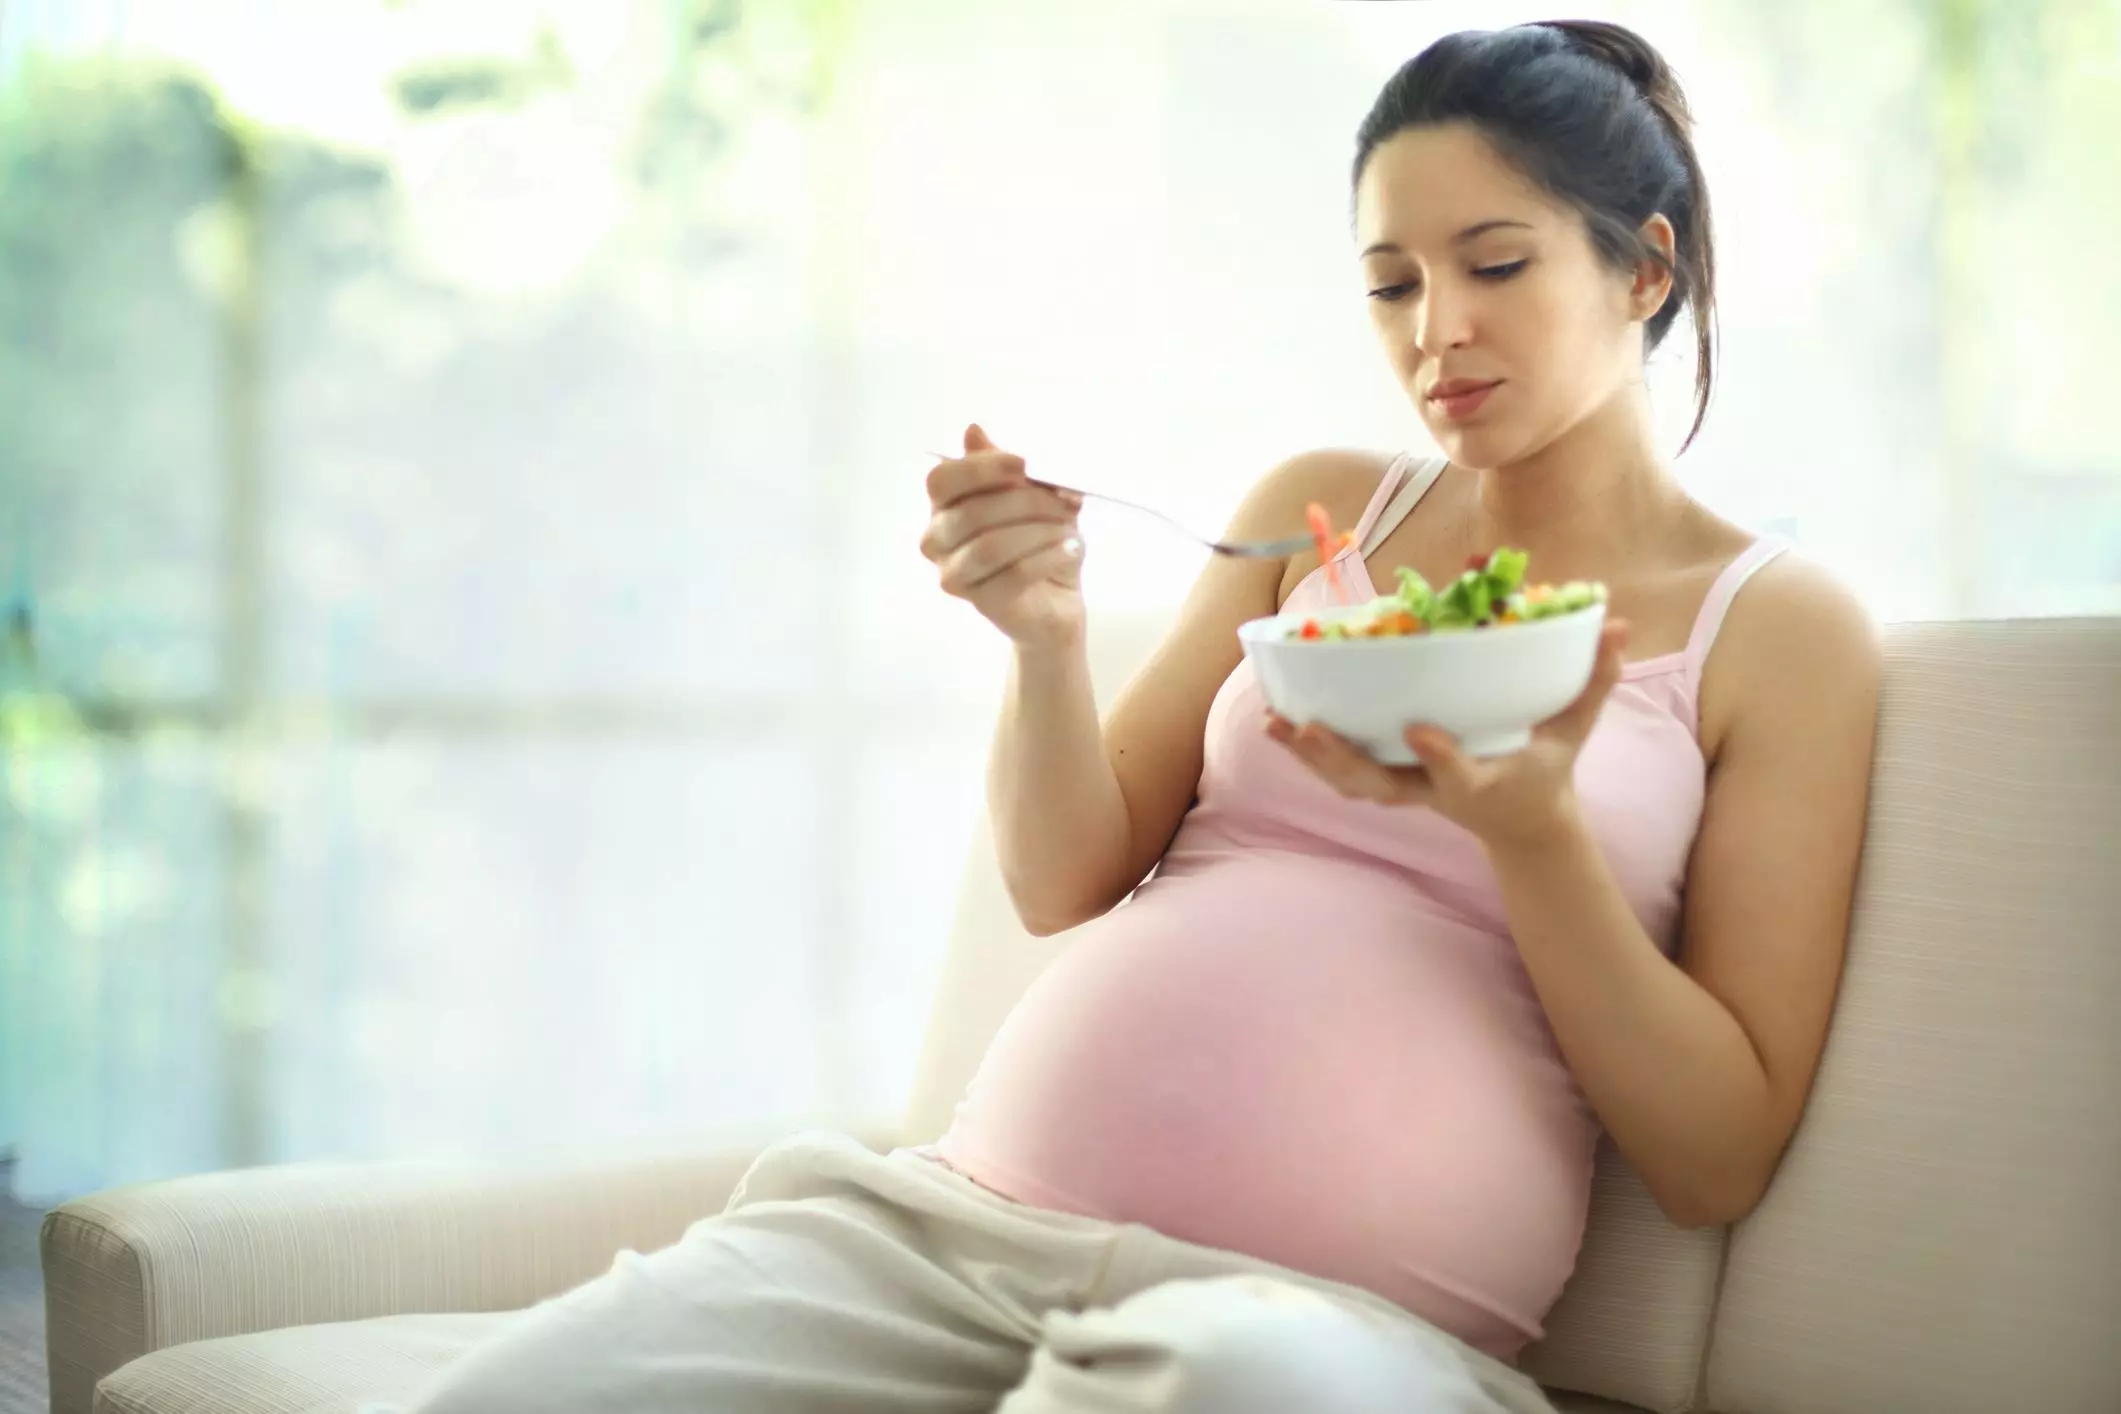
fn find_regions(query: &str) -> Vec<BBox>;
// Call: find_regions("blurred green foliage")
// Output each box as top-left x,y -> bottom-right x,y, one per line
0,62 -> 238,697
0,0 -> 855,699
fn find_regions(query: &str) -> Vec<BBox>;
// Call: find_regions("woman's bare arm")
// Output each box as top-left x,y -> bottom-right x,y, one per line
1489,559 -> 1879,1224
991,451 -> 1381,935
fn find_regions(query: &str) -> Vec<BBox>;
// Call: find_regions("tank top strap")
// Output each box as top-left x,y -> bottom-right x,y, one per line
1683,533 -> 1793,682
1356,454 -> 1449,555
1342,452 -> 1412,552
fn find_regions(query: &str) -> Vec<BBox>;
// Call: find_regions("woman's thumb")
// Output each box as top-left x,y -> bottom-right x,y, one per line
964,423 -> 995,454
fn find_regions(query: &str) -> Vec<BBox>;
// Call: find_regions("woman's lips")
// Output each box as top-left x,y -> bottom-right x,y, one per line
1428,380 -> 1501,422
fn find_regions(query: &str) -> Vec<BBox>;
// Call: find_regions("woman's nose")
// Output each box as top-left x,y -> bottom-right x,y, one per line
1413,286 -> 1473,355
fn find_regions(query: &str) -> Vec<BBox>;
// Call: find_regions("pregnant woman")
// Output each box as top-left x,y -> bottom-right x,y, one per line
394,19 -> 1878,1414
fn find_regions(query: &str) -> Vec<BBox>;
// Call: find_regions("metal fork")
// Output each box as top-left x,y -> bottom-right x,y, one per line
924,451 -> 1315,559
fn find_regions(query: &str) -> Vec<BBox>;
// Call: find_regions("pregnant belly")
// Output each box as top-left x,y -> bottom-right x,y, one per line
937,851 -> 1597,1351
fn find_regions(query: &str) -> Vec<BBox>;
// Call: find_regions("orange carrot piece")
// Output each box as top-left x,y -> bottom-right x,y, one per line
1306,503 -> 1357,604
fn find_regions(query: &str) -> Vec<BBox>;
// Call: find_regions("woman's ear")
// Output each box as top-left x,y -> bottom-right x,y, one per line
1631,213 -> 1678,323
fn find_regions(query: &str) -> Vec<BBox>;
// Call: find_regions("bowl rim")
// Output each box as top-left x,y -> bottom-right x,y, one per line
1237,598 -> 1606,648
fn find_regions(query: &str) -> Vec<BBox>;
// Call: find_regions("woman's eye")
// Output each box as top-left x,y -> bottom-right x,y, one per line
1473,260 -> 1529,281
1366,283 -> 1417,302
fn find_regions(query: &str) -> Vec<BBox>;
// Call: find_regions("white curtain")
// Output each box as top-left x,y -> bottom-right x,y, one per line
3,0 -> 2116,1202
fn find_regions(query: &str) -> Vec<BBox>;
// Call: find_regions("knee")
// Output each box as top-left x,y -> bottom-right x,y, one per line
1106,1277 -> 1495,1414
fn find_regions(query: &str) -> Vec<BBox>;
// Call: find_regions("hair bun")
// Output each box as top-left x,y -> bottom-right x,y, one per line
1538,19 -> 1692,129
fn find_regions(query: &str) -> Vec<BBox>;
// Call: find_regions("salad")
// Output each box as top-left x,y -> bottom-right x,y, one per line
1288,546 -> 1606,641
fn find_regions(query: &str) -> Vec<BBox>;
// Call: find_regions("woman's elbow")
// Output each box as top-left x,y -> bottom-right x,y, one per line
1004,881 -> 1112,938
1657,1194 -> 1738,1231
1000,856 -> 1134,938
1017,906 -> 1084,939
1653,1166 -> 1773,1230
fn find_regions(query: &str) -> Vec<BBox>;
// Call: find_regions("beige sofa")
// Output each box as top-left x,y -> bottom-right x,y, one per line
42,618 -> 2121,1414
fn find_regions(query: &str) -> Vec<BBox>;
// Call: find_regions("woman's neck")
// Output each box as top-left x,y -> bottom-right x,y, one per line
1466,388 -> 1684,560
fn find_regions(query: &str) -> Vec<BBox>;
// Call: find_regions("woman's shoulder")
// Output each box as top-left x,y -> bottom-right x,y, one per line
1723,542 -> 1876,662
1697,533 -> 1881,757
1674,506 -> 1869,646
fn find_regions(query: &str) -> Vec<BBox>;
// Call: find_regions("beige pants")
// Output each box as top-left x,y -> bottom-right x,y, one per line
389,1131 -> 1557,1414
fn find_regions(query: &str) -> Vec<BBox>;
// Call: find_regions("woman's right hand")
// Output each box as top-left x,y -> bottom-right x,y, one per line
922,425 -> 1087,649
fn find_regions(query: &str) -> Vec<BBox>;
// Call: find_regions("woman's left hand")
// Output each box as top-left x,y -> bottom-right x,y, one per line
1265,619 -> 1630,852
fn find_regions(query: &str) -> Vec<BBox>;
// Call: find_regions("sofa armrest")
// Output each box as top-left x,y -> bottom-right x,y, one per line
41,1124 -> 900,1414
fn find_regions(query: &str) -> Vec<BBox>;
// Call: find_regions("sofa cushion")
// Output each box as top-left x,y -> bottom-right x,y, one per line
94,1312 -> 503,1414
42,1139 -> 772,1414
1703,619 -> 2121,1414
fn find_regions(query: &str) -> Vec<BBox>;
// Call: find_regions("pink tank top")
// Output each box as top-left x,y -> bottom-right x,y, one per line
937,455 -> 1789,1357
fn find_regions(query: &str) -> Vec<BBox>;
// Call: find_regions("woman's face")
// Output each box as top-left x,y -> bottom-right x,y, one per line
1353,122 -> 1662,471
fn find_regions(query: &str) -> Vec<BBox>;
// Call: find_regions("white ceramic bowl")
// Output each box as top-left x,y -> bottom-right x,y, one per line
1236,601 -> 1607,763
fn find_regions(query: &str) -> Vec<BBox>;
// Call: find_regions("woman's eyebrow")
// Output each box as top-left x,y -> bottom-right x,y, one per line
1360,219 -> 1535,259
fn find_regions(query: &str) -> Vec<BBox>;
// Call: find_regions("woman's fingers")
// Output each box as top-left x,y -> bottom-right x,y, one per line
921,485 -> 1081,562
939,522 -> 1083,596
1403,726 -> 1476,793
1267,714 -> 1430,805
925,447 -> 1028,509
984,537 -> 1087,595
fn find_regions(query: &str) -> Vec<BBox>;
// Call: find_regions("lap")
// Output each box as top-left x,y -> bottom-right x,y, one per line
372,1133 -> 1553,1414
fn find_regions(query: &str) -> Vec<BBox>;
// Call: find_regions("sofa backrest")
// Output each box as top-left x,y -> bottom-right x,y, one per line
1699,618 -> 2121,1414
903,614 -> 2121,1414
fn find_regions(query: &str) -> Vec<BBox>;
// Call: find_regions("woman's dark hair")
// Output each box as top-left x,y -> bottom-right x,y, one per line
1353,21 -> 1718,450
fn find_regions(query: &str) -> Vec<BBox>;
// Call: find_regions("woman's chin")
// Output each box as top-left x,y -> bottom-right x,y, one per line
1421,418 -> 1522,473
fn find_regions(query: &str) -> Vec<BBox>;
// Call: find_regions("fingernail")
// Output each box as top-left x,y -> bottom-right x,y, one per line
1061,536 -> 1084,559
1057,489 -> 1085,509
